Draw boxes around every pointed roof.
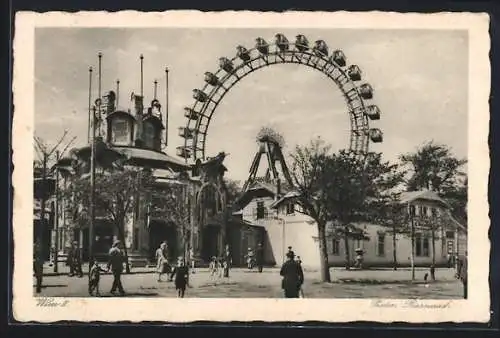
[399,190,450,208]
[269,191,301,209]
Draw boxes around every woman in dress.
[155,242,168,282]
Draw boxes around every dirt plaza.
[34,266,464,299]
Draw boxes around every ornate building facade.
[53,77,230,266]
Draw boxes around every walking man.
[256,243,264,273]
[33,240,44,294]
[457,252,468,299]
[67,241,83,277]
[107,240,125,296]
[280,250,304,298]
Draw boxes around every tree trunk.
[116,221,131,274]
[343,225,351,270]
[392,226,397,271]
[317,224,331,282]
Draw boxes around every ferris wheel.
[177,33,383,163]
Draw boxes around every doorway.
[148,221,178,261]
[202,225,220,261]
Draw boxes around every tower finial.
[164,67,169,148]
[154,79,158,100]
[97,53,103,137]
[87,66,93,144]
[116,79,120,107]
[140,54,144,98]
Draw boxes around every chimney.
[134,95,144,147]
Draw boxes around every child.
[217,257,224,279]
[209,256,218,278]
[222,257,229,278]
[88,260,108,296]
[246,248,255,270]
[170,257,189,298]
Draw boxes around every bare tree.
[33,131,76,272]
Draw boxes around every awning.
[112,147,189,168]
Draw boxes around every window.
[332,239,340,255]
[415,233,422,256]
[377,233,385,256]
[143,121,156,149]
[423,236,430,257]
[111,117,130,145]
[422,206,428,217]
[256,201,266,219]
[446,231,455,239]
[415,233,430,257]
[286,202,295,215]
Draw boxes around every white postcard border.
[12,10,491,323]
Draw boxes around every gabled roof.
[399,190,450,209]
[234,181,277,209]
[270,191,301,209]
[247,181,277,194]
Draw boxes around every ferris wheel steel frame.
[178,34,383,163]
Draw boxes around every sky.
[35,28,468,183]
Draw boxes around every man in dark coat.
[457,252,468,299]
[107,240,125,296]
[67,241,83,277]
[255,243,264,273]
[280,250,304,298]
[33,240,44,293]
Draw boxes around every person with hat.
[255,243,264,273]
[107,240,125,296]
[457,251,468,299]
[67,240,83,277]
[280,250,304,298]
[170,256,190,298]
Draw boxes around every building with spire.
[52,54,230,266]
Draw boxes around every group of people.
[154,241,192,297]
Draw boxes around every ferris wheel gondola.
[178,33,384,163]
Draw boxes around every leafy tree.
[223,178,242,207]
[289,138,333,282]
[441,177,468,225]
[64,167,189,273]
[147,178,192,261]
[322,151,402,270]
[290,137,399,280]
[400,141,467,276]
[400,141,467,194]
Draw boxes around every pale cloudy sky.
[35,28,468,182]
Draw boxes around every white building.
[235,184,467,269]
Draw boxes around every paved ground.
[35,266,464,299]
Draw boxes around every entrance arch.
[177,33,383,162]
